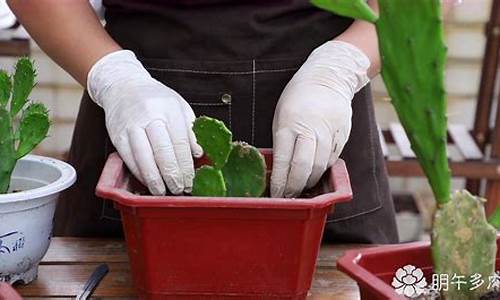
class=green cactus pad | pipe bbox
[222,142,266,197]
[192,116,267,197]
[311,0,378,23]
[193,116,232,169]
[432,190,497,299]
[0,107,15,193]
[0,70,11,108]
[16,103,50,159]
[11,57,36,117]
[192,165,226,197]
[377,0,451,204]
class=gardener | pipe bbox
[8,0,407,243]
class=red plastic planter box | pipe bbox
[96,149,352,299]
[338,238,500,299]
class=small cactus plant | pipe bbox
[0,58,49,194]
[192,116,266,197]
[313,1,499,299]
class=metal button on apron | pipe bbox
[221,93,232,104]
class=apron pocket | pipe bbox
[140,58,254,142]
[182,92,232,130]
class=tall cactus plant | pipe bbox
[0,58,50,194]
[312,1,498,299]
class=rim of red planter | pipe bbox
[337,241,430,300]
[96,149,353,209]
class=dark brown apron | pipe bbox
[54,0,398,243]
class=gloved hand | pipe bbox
[87,50,203,196]
[271,41,370,198]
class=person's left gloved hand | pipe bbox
[271,41,371,198]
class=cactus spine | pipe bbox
[0,58,50,193]
[192,116,266,197]
[312,1,498,299]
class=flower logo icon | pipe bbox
[392,265,427,298]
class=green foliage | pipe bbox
[192,166,226,197]
[191,116,266,197]
[0,58,49,193]
[222,142,266,197]
[311,0,378,23]
[432,190,497,299]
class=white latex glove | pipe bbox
[88,50,203,196]
[271,41,370,198]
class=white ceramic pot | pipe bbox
[0,155,76,284]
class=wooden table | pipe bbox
[14,238,366,299]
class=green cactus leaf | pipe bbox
[376,0,450,204]
[0,107,15,193]
[192,165,226,197]
[11,57,36,117]
[432,190,497,299]
[222,142,266,197]
[311,0,378,23]
[16,103,50,159]
[488,205,500,230]
[193,116,232,169]
[0,70,11,108]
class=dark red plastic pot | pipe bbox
[0,283,22,300]
[96,149,352,299]
[338,238,500,300]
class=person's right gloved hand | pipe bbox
[87,50,203,196]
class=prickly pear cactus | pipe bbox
[191,116,266,197]
[193,116,232,169]
[192,166,226,197]
[432,190,497,300]
[312,1,499,299]
[222,142,266,197]
[0,58,49,193]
